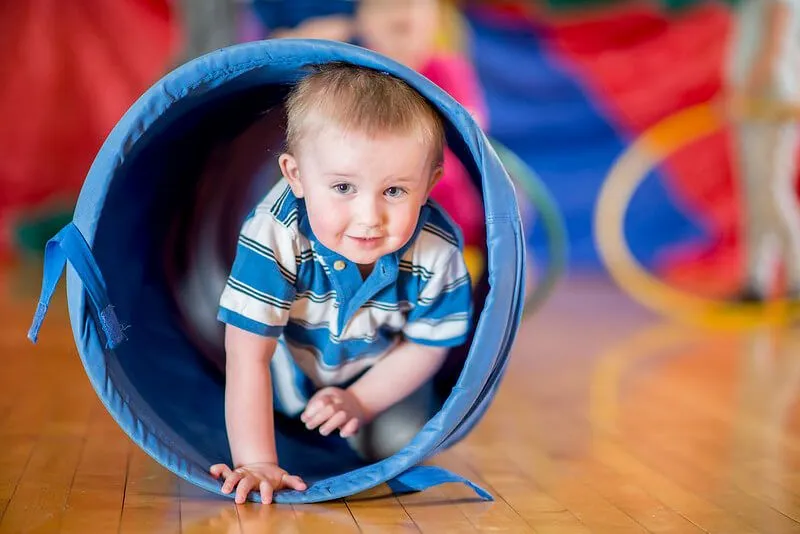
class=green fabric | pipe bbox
[14,207,75,256]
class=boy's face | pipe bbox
[279,122,442,267]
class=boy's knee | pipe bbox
[347,382,435,462]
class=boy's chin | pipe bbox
[334,238,407,266]
[343,251,382,266]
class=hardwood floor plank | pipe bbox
[2,267,800,533]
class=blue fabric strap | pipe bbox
[27,223,126,349]
[386,466,493,501]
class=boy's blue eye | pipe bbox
[385,186,407,198]
[333,183,354,194]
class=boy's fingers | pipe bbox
[235,476,255,505]
[283,474,307,491]
[340,418,360,438]
[210,464,231,478]
[260,481,274,504]
[301,396,330,421]
[305,404,335,430]
[221,471,244,494]
[319,410,349,436]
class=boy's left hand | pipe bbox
[301,387,366,438]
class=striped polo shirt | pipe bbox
[217,179,473,416]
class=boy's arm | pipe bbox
[215,323,307,503]
[224,325,280,466]
[347,340,448,422]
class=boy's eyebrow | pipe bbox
[382,176,418,185]
[324,173,420,184]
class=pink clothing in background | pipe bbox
[420,54,488,250]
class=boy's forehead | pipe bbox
[297,115,435,149]
[297,125,438,178]
[318,127,431,157]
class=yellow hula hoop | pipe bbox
[594,101,800,330]
[730,96,800,123]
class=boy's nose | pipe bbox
[355,197,383,228]
[358,210,382,229]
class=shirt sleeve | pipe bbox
[217,211,298,337]
[402,247,473,347]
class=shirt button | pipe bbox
[333,260,346,271]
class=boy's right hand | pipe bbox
[210,462,307,504]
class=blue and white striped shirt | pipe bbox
[218,180,473,416]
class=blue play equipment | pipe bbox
[27,40,529,503]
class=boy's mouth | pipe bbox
[348,235,384,248]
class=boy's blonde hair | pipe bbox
[285,62,445,168]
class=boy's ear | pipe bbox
[279,153,304,198]
[424,166,444,201]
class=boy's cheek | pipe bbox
[319,207,346,231]
[396,207,420,232]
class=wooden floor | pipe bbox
[2,261,800,533]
